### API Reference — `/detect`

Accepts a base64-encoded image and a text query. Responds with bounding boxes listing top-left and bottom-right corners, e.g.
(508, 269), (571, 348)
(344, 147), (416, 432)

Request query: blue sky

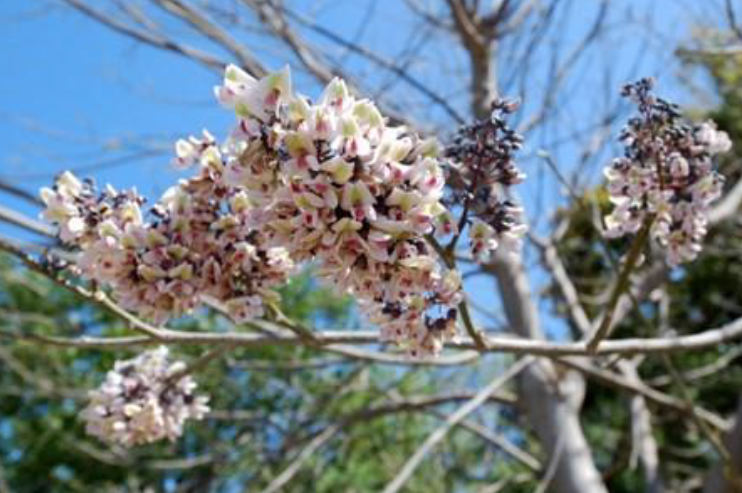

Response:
(0, 0), (725, 337)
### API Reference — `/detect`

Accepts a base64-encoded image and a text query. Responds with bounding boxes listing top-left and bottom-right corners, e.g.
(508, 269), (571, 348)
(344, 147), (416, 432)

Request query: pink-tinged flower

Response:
(171, 130), (215, 169)
(336, 115), (372, 158)
(409, 157), (445, 195)
(371, 217), (414, 235)
(375, 130), (413, 163)
(287, 95), (311, 123)
(321, 157), (354, 184)
(366, 230), (392, 262)
(225, 296), (265, 322)
(435, 211), (458, 236)
(386, 189), (423, 213)
(305, 106), (337, 140)
(214, 64), (257, 108)
(468, 219), (498, 262)
(319, 77), (351, 112)
(198, 145), (223, 173)
(352, 100), (384, 128)
(351, 100), (385, 141)
(284, 132), (319, 177)
(437, 270), (463, 305)
(320, 217), (362, 251)
(289, 185), (324, 210)
(216, 65), (292, 122)
(691, 174), (724, 206)
(39, 187), (77, 223)
(307, 176), (339, 209)
(56, 171), (84, 197)
(341, 182), (376, 222)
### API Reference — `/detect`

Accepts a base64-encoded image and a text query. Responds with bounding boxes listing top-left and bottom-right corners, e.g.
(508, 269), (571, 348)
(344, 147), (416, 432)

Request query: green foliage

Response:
(0, 258), (527, 492)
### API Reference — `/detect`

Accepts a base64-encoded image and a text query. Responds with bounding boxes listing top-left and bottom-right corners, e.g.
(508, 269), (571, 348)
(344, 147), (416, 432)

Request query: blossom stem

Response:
(447, 199), (470, 256)
(425, 234), (487, 350)
(267, 302), (318, 343)
(586, 215), (654, 352)
(425, 233), (453, 268)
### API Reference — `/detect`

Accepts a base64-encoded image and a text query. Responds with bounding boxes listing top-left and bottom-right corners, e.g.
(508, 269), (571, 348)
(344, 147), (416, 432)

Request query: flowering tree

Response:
(3, 1), (742, 492)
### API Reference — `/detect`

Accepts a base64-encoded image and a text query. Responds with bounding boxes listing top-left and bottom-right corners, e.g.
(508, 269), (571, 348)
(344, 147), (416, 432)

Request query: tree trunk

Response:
(488, 255), (609, 493)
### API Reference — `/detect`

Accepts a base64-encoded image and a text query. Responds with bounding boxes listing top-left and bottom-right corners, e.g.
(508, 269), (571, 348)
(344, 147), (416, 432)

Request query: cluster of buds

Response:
(205, 65), (464, 356)
(445, 99), (527, 262)
(604, 78), (731, 265)
(81, 347), (210, 447)
(41, 148), (293, 325)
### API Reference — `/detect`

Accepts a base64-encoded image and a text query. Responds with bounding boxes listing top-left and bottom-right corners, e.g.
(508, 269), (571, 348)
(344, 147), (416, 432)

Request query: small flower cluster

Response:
(81, 347), (210, 447)
(206, 65), (463, 356)
(604, 78), (731, 265)
(445, 99), (527, 262)
(41, 149), (293, 325)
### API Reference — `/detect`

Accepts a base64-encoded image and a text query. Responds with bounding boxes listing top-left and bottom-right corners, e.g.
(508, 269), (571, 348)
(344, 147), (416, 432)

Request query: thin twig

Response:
(259, 424), (341, 493)
(425, 234), (487, 349)
(0, 179), (44, 206)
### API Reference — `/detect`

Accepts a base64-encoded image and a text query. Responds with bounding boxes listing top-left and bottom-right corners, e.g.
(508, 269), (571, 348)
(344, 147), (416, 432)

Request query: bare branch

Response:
(280, 4), (466, 124)
(381, 356), (532, 493)
(62, 0), (227, 72)
(563, 358), (730, 433)
(622, 360), (665, 493)
(0, 205), (56, 237)
(152, 0), (266, 76)
(0, 179), (43, 207)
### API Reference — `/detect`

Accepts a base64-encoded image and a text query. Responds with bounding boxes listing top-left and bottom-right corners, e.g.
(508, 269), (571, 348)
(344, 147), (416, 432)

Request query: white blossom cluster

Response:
(81, 347), (210, 447)
(199, 65), (465, 356)
(40, 149), (294, 325)
(41, 64), (530, 359)
(604, 78), (732, 265)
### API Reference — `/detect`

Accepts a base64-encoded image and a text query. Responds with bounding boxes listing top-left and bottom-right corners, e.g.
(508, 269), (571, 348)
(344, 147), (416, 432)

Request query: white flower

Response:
(468, 219), (498, 262)
(696, 121), (732, 155)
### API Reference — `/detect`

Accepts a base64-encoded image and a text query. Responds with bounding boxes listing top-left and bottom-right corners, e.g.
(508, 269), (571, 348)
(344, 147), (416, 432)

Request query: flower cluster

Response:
(204, 65), (465, 356)
(444, 99), (527, 262)
(604, 78), (731, 265)
(41, 146), (293, 325)
(81, 347), (210, 447)
(41, 65), (532, 357)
